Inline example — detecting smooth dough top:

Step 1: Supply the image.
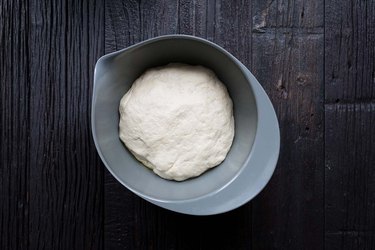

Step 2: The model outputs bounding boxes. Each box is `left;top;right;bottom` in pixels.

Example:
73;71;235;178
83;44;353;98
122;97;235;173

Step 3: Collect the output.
119;63;234;181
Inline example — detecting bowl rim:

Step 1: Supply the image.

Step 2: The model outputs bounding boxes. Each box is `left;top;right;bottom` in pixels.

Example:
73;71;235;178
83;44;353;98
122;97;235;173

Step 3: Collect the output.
92;34;280;215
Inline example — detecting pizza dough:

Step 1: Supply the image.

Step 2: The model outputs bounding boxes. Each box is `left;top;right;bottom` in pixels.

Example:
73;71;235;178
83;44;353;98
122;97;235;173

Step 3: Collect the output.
119;63;234;181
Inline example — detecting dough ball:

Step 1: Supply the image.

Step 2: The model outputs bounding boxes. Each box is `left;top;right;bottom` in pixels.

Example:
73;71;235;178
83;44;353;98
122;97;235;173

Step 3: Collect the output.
119;63;234;181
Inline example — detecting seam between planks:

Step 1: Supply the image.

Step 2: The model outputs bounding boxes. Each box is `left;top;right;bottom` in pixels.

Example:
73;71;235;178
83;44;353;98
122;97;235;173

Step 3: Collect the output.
325;101;375;106
323;0;326;248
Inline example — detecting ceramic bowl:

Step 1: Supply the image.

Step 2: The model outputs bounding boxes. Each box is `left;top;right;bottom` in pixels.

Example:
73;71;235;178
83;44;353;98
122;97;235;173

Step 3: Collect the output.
92;35;279;215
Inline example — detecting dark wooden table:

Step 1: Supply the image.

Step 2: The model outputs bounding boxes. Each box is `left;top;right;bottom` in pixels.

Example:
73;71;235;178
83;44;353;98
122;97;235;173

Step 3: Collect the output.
1;0;374;249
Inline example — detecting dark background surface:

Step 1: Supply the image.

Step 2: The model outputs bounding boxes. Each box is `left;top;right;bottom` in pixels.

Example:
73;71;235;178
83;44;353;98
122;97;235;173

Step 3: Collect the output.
1;0;374;249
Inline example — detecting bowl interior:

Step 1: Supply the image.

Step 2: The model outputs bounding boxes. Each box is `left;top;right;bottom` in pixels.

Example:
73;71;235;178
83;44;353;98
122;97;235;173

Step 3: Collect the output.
93;37;258;201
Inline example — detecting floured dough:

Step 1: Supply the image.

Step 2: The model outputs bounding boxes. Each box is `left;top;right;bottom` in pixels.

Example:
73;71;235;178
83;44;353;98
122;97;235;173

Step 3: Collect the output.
119;63;234;181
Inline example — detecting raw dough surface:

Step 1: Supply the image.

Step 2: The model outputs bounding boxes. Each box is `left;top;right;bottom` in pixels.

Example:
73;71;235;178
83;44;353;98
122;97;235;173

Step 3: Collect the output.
119;63;234;181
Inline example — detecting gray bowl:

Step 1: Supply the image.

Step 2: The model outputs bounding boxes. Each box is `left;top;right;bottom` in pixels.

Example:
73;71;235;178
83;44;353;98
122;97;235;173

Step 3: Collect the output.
92;35;280;215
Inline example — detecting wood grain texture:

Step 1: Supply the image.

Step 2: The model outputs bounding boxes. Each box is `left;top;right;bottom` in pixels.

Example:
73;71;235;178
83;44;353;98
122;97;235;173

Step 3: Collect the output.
251;0;324;249
178;0;207;37
253;0;323;30
325;0;375;102
105;0;178;53
104;1;154;249
325;103;375;249
27;0;104;249
0;0;29;249
214;0;252;68
324;1;375;248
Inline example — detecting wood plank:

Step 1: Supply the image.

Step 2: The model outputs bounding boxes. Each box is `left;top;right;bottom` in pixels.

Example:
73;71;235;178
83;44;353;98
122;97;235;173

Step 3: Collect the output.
178;0;207;37
325;103;375;249
122;201;252;250
104;1;254;249
251;1;324;248
253;0;323;30
104;1;144;249
0;0;29;249
27;0;105;249
325;0;375;102
214;0;252;68
326;232;375;250
105;0;178;54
